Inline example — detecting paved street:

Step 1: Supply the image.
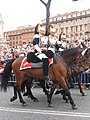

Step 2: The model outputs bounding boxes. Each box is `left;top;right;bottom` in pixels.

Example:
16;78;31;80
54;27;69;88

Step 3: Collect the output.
0;86;90;120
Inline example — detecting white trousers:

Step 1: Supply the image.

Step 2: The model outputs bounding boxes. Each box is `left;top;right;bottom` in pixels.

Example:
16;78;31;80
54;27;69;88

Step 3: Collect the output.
37;53;48;60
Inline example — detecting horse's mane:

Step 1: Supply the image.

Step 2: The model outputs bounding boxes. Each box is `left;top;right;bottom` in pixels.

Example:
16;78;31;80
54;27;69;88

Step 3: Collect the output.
59;46;80;57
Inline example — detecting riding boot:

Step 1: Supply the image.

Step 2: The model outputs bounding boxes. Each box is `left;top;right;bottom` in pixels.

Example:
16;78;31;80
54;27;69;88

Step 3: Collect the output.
53;56;57;64
42;58;49;79
42;58;50;88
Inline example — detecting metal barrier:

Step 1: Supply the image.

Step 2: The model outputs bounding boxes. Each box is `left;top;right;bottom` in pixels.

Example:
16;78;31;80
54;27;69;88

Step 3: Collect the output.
81;72;90;85
1;72;90;87
8;73;16;86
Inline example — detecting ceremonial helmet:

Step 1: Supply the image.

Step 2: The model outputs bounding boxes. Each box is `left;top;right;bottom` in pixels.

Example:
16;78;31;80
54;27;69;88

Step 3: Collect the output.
49;24;56;35
61;33;66;40
34;23;45;35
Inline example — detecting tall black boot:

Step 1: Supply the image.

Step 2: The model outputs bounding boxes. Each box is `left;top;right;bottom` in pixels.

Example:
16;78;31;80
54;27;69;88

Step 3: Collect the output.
42;58;50;89
42;58;49;78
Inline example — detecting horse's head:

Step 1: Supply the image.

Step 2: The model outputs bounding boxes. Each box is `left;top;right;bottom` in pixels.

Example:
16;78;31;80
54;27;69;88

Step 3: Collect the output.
75;47;90;73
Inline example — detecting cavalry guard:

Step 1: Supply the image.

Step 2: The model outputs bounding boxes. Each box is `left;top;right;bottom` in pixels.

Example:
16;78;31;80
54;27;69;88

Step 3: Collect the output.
48;24;59;52
27;23;54;82
59;33;68;51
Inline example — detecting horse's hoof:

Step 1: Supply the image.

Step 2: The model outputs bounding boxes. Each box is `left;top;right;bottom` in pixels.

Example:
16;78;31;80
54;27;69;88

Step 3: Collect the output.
22;102;27;106
65;100;68;103
10;97;17;102
33;98;39;102
72;105;78;110
45;91;49;95
54;90;60;95
48;103;53;107
23;92;28;96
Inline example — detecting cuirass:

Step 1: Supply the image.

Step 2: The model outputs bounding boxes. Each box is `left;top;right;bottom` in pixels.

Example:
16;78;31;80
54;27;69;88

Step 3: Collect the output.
39;36;48;47
49;36;58;45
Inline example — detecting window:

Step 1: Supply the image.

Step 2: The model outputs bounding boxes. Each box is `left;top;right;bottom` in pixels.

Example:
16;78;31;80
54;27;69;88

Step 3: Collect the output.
75;26;78;32
19;36;22;39
84;24;87;30
66;27;68;33
75;33;78;36
16;36;18;39
80;25;82;31
16;41;18;44
71;26;73;32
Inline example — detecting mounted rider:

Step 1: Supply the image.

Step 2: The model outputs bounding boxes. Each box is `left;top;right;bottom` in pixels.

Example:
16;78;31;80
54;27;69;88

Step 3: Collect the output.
48;24;60;52
27;23;55;82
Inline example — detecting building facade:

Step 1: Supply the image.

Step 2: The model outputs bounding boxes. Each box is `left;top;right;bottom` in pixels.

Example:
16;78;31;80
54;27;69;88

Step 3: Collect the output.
4;9;90;47
4;25;34;47
0;13;4;46
42;9;90;41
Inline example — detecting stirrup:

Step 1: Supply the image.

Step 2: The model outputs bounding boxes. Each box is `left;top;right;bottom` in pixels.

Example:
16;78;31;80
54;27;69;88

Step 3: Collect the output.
44;76;53;89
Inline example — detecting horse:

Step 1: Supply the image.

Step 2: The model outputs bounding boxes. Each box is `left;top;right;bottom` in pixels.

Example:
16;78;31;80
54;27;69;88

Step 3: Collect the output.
55;48;90;98
1;44;88;110
19;46;90;99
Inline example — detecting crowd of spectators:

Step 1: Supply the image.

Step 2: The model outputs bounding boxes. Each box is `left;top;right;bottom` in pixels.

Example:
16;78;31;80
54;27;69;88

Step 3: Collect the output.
0;38;90;63
0;38;90;88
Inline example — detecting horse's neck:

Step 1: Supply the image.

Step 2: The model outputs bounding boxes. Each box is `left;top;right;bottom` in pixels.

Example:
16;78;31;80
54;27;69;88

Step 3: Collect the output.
55;53;68;67
63;55;76;65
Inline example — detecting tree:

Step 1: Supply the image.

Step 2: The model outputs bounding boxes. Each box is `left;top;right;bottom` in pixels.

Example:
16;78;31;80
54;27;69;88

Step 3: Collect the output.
39;0;52;35
39;0;79;35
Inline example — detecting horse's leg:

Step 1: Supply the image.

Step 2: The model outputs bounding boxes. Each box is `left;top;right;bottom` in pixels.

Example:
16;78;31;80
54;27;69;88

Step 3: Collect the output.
58;77;77;109
10;85;18;102
62;90;69;103
27;84;39;102
76;75;85;96
17;90;26;106
14;83;26;106
47;82;57;107
22;79;39;102
54;86;69;103
65;88;77;109
39;80;49;95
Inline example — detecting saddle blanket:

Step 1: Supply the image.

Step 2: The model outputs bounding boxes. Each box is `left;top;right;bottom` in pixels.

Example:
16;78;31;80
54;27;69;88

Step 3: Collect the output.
20;57;53;70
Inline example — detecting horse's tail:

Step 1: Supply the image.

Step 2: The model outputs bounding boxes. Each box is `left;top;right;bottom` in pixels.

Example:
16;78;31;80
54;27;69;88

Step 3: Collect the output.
1;58;16;91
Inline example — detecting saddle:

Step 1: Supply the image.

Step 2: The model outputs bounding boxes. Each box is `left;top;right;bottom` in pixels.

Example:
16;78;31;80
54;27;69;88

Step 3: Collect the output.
20;57;53;70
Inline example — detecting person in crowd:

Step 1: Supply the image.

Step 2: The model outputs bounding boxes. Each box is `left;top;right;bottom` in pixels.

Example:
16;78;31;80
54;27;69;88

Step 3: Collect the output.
58;32;68;51
60;33;68;49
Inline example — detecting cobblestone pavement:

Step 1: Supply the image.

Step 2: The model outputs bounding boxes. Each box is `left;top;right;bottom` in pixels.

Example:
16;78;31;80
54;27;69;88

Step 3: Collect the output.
0;86;90;120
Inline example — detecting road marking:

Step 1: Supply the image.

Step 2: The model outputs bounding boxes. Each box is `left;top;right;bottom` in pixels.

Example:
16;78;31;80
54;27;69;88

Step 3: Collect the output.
0;107;90;118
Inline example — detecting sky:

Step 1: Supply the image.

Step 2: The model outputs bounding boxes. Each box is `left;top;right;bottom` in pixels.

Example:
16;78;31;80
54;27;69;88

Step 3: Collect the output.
0;0;90;31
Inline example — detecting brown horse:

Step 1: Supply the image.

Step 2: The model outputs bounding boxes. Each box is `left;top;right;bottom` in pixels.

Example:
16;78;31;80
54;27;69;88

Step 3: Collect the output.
1;45;88;109
6;46;86;108
55;47;90;98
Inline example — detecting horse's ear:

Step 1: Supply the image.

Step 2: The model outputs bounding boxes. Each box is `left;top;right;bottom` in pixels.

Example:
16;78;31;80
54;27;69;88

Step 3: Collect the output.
80;42;87;49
